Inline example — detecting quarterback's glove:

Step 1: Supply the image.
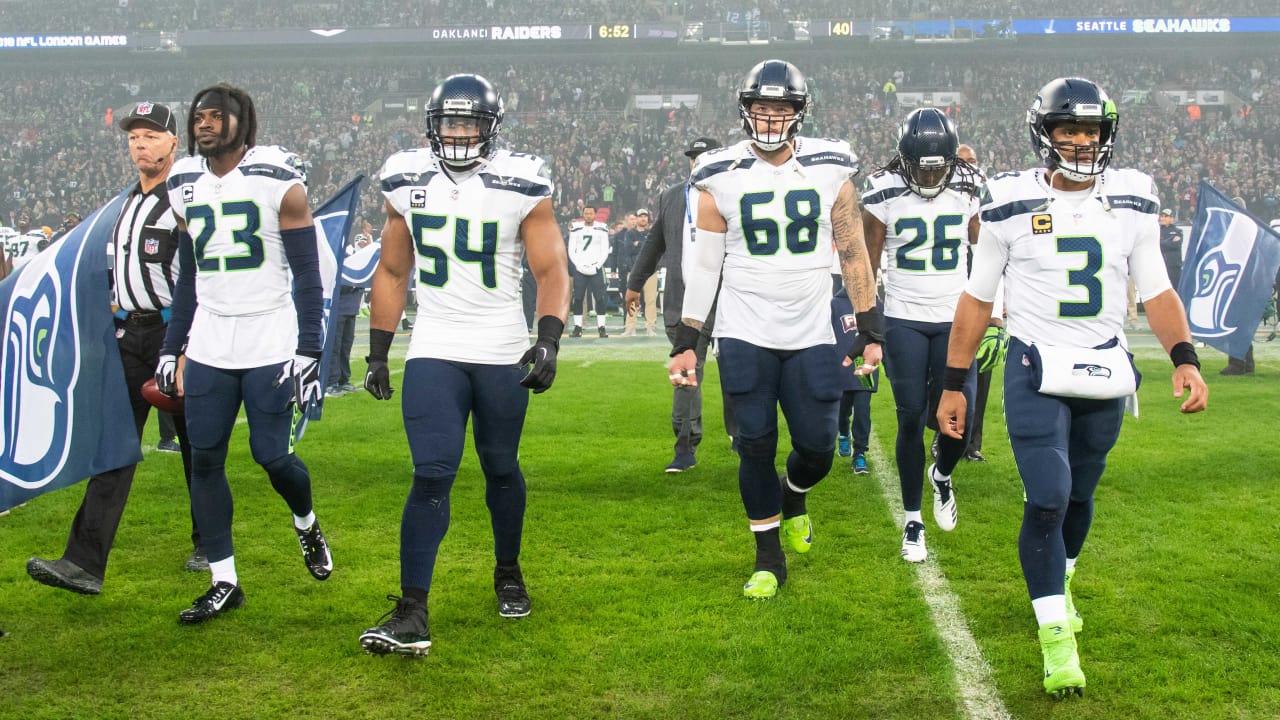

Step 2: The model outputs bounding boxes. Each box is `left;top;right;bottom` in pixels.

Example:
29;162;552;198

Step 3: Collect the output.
844;310;885;366
290;350;323;408
154;354;178;397
975;324;1008;374
364;328;396;400
519;316;565;394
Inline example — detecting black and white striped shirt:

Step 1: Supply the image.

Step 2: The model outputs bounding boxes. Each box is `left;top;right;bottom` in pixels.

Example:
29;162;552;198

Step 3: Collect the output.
111;182;179;313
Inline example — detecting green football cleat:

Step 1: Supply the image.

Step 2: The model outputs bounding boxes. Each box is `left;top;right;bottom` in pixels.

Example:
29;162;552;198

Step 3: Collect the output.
780;514;813;554
1064;567;1084;634
1038;622;1086;699
743;570;779;599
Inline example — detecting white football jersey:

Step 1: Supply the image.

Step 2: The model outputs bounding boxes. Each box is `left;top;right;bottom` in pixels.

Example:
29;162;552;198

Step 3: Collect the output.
166;145;307;368
6;230;40;269
692;137;858;349
567;220;610;275
967;167;1166;348
862;170;979;323
380;147;552;364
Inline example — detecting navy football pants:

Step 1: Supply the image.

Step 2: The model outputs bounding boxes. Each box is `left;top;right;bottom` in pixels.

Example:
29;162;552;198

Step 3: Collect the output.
398;358;529;594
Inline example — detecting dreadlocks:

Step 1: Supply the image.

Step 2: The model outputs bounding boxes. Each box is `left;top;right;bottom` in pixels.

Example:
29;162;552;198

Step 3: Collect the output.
187;82;257;157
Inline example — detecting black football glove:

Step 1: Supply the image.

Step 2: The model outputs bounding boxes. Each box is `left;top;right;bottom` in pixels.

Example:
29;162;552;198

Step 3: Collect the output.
519;316;565;394
364;328;396;400
364;359;393;400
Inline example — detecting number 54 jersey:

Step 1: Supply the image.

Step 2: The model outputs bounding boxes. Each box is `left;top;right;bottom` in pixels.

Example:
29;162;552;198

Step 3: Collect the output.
691;137;858;350
166;145;306;368
380;148;552;364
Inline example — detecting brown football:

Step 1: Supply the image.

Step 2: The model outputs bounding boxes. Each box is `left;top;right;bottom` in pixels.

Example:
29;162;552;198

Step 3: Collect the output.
141;378;184;414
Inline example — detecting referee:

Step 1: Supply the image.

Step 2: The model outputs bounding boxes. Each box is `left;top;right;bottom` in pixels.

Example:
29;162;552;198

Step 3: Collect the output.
26;102;204;596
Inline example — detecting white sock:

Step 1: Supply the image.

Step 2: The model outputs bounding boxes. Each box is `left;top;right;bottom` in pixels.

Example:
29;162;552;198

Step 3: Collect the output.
905;510;923;526
294;511;316;531
1065;556;1077;572
597;316;607;328
210;557;238;586
1032;595;1069;626
783;476;810;494
750;519;780;532
573;314;583;327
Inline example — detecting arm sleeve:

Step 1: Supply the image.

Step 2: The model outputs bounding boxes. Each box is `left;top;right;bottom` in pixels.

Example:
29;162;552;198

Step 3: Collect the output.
964;224;1008;303
680;229;726;324
281;224;325;353
161;230;198;356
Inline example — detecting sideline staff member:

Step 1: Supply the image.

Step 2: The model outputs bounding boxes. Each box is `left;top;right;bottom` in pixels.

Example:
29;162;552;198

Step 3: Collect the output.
27;102;204;596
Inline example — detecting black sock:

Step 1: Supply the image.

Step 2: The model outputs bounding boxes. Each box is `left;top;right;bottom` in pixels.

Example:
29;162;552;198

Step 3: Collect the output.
781;479;808;519
401;587;428;604
753;528;787;584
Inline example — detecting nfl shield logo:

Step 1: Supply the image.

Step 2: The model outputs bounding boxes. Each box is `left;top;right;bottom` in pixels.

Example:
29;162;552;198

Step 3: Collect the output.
137;101;154;115
841;314;858;333
143;238;160;255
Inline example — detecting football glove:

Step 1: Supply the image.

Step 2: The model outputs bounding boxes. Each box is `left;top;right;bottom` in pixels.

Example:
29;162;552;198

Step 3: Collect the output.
976;325;1008;374
290;351;323;408
364;359;393;400
154;354;178;397
519;315;565;394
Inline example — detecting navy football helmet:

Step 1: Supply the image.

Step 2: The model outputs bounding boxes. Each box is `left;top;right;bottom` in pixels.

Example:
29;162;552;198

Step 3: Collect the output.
1027;77;1118;181
426;74;504;167
896;108;958;198
738;60;809;151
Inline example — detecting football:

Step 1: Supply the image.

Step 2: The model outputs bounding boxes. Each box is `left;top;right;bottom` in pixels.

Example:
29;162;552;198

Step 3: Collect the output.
141;378;184;414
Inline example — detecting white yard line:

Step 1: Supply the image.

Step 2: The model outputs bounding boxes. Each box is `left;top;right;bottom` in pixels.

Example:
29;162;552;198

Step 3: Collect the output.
865;431;1014;720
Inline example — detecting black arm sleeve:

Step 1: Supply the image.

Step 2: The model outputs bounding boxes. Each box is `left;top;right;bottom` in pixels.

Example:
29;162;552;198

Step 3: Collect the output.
281;224;325;354
161;230;198;356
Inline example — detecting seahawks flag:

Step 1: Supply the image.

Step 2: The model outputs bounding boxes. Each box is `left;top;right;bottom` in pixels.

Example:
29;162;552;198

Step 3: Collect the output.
302;174;365;435
0;191;141;513
1178;181;1280;359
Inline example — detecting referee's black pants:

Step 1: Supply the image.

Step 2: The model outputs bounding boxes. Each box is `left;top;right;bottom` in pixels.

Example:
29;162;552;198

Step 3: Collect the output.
61;317;200;581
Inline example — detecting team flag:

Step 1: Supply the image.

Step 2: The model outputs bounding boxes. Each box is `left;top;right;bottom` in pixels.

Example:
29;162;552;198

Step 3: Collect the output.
341;238;380;289
0;191;142;513
1178;181;1280;359
300;174;365;436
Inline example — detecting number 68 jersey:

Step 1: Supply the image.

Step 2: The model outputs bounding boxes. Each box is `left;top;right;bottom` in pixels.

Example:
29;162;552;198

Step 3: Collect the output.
166;145;307;368
380;147;552;364
691;137;858;350
967;167;1168;349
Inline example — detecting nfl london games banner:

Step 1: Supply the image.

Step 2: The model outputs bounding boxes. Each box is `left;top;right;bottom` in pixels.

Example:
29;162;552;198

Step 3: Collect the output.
1178;181;1280;359
304;174;365;434
0;191;141;513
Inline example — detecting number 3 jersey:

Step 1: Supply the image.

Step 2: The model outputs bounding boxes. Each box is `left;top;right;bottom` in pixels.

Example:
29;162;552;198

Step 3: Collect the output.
966;167;1168;349
691;137;858;350
166;145;307;368
861;170;979;323
380;147;552;364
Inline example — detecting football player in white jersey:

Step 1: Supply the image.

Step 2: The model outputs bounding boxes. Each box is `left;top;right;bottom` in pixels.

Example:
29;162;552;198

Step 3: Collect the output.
6;214;40;270
938;78;1208;698
669;59;883;599
157;83;334;625
358;74;570;657
567;206;611;337
862;108;983;563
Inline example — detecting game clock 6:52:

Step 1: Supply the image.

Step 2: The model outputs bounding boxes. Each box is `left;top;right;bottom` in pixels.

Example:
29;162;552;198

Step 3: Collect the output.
596;23;632;39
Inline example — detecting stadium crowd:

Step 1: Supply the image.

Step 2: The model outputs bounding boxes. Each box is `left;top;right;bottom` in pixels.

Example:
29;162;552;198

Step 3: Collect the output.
2;52;1279;240
0;0;1275;33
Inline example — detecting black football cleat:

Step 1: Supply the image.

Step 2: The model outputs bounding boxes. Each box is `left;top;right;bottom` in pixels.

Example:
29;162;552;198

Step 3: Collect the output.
27;557;102;595
360;595;432;657
295;521;334;580
495;564;532;618
179;581;245;625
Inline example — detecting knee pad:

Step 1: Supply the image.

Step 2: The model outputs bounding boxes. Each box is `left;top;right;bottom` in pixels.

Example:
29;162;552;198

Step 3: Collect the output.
737;432;777;463
1025;502;1062;528
792;445;833;479
261;454;297;477
408;473;455;509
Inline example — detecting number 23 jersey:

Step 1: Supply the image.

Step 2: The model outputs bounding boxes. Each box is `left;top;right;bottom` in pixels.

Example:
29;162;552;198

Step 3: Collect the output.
692;137;858;350
166;145;306;368
380;147;552;364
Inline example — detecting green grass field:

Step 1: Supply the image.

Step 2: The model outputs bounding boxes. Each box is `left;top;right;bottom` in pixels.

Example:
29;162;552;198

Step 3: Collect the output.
1;326;1278;720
